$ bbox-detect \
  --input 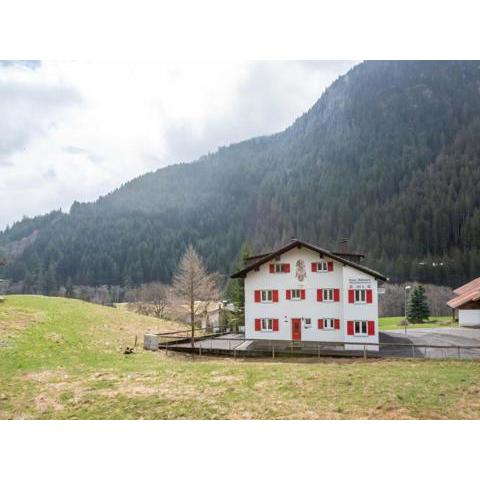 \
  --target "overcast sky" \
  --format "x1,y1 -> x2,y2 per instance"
0,60 -> 358,230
